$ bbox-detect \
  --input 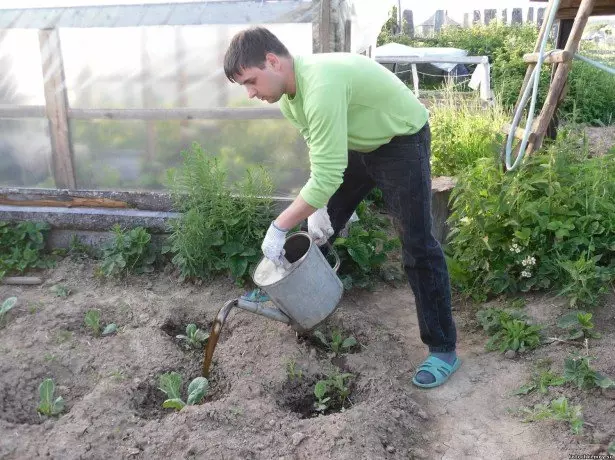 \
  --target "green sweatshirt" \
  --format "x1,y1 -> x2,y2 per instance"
279,52 -> 429,209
